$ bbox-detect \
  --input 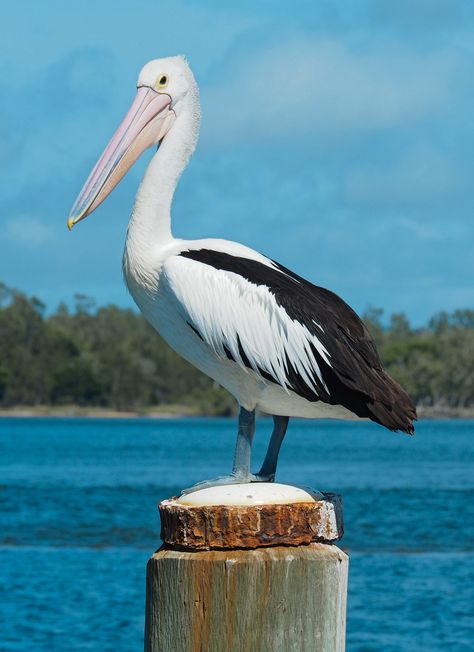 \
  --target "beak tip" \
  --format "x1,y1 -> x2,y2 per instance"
67,217 -> 75,231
